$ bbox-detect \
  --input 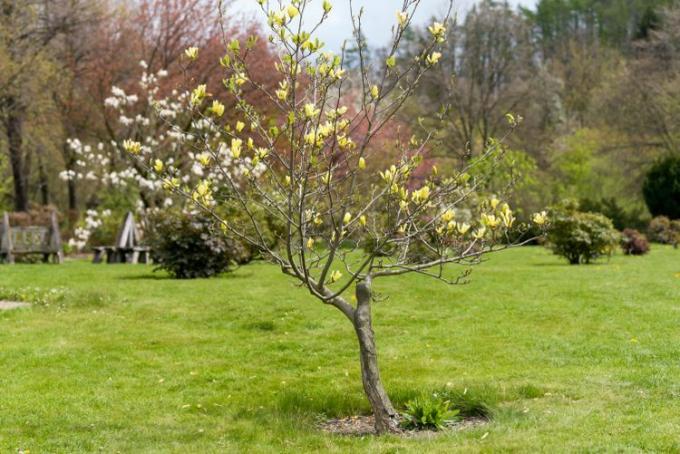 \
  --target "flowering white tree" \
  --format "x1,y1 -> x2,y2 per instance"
124,0 -> 547,433
64,61 -> 268,250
